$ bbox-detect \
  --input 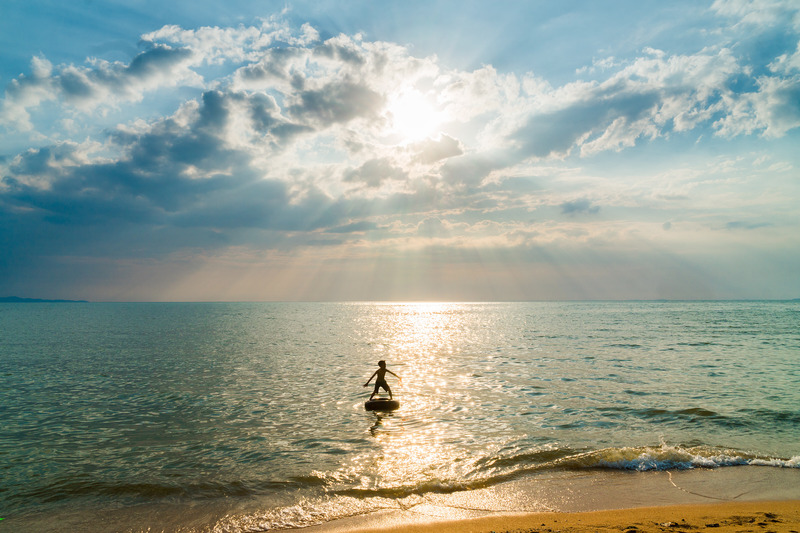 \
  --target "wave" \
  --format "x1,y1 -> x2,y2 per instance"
593,405 -> 795,430
212,495 -> 404,533
13,444 -> 797,509
307,443 -> 799,503
10,475 -> 318,509
554,443 -> 800,471
210,443 -> 800,532
10,445 -> 797,532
